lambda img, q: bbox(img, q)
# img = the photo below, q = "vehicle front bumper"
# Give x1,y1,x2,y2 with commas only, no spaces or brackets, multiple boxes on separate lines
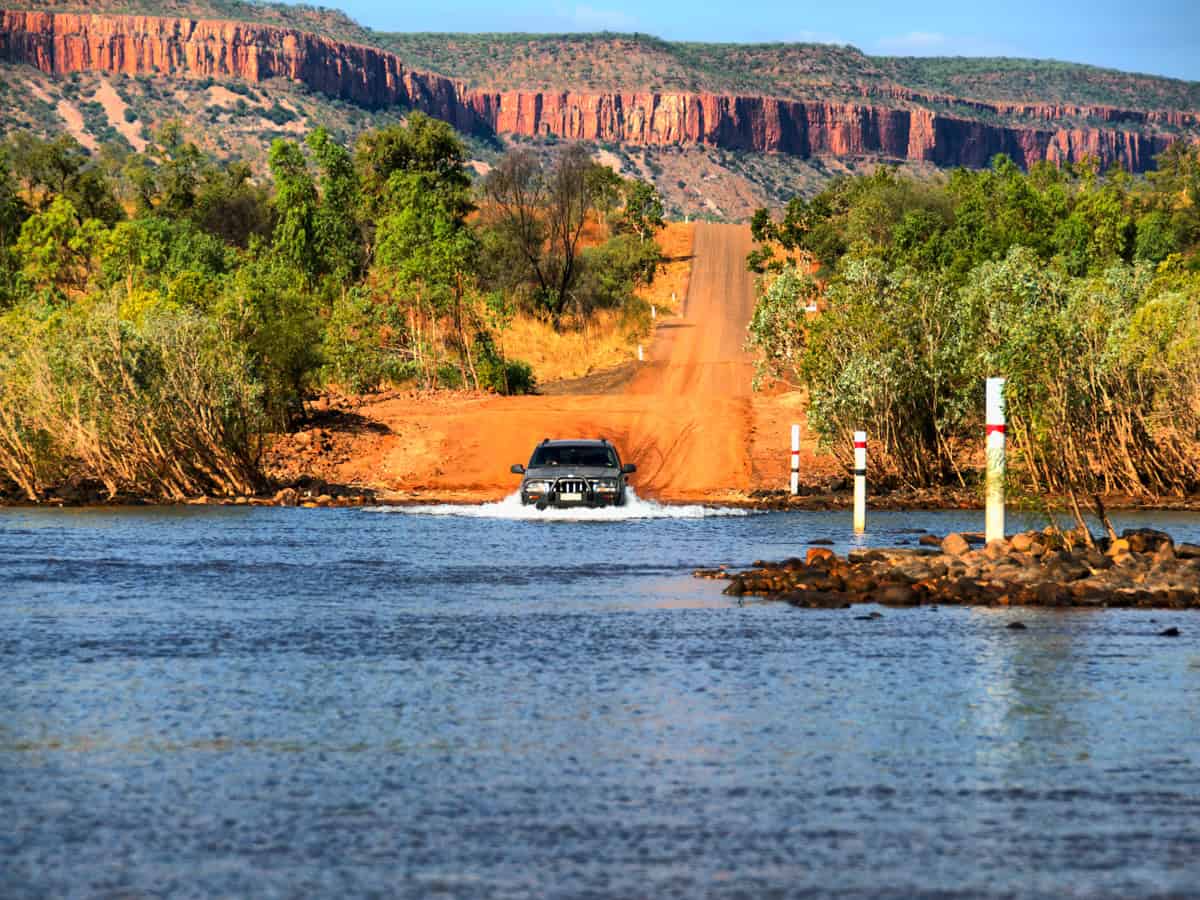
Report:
521,487,623,508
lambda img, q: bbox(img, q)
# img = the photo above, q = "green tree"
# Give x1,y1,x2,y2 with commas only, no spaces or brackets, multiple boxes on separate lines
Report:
14,197,107,299
745,266,819,390
306,127,363,283
354,112,472,224
618,179,665,243
1134,210,1179,263
268,139,319,282
376,166,480,387
122,122,205,219
586,163,623,225
192,161,274,248
6,132,121,226
213,249,321,424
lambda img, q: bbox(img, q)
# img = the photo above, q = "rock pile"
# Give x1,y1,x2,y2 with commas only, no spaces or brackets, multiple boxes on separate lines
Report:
700,527,1200,609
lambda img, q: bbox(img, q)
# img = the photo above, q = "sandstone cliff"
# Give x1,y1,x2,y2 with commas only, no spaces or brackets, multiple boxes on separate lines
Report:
0,9,1184,172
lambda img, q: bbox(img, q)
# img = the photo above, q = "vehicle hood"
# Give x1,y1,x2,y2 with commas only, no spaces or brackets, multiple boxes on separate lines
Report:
522,466,619,481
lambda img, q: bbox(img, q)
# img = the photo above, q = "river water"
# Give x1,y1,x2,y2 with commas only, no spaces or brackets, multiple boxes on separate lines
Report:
3,495,1199,898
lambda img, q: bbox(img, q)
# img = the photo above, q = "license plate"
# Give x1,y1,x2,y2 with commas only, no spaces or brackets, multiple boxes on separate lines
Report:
560,492,582,501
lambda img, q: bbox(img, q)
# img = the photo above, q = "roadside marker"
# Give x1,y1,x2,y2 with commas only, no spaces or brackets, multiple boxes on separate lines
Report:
651,305,656,320
790,424,800,495
853,431,867,533
638,344,644,362
986,377,1006,544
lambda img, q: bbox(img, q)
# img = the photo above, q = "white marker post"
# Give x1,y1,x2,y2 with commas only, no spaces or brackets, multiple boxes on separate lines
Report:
986,377,1006,544
790,424,800,495
651,305,657,320
853,430,867,533
637,344,644,362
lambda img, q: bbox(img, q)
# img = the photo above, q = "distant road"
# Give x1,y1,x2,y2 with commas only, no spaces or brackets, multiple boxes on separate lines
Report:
323,222,831,502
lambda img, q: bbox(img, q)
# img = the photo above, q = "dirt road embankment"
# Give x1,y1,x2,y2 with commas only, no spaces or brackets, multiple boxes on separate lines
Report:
272,223,837,503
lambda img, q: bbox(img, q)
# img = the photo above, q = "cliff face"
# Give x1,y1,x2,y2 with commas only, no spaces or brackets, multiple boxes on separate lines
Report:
0,10,1183,172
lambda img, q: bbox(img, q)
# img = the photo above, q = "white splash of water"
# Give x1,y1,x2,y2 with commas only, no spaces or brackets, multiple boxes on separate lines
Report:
367,488,753,521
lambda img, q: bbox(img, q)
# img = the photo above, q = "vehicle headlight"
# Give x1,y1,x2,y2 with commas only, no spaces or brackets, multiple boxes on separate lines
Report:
524,480,550,493
591,478,618,492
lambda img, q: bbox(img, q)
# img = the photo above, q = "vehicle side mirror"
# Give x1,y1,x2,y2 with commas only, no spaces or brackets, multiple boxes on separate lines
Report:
621,463,637,475
510,464,525,475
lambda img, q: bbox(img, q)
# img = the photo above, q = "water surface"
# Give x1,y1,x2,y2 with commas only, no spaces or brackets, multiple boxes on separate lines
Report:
2,500,1199,897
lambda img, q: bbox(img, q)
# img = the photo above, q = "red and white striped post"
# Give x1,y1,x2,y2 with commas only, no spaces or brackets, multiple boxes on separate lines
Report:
986,377,1006,544
790,424,800,495
853,430,867,532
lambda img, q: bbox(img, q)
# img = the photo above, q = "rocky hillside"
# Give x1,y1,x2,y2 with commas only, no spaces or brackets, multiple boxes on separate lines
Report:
1,2,1197,217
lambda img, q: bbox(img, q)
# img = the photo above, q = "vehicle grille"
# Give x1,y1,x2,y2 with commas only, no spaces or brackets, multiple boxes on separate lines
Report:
556,479,588,495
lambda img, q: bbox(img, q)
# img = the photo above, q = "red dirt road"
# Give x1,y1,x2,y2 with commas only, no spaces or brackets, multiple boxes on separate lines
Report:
300,223,833,502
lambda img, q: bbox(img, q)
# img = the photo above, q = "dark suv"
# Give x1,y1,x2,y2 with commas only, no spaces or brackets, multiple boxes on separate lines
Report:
511,439,637,509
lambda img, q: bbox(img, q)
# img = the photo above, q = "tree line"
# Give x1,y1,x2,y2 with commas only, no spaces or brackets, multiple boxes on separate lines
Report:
0,115,665,501
746,148,1200,501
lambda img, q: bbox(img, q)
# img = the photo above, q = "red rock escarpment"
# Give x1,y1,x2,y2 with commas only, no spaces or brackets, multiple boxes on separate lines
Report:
0,10,1186,172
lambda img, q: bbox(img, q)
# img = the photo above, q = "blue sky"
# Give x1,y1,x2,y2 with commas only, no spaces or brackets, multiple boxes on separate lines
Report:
315,0,1199,82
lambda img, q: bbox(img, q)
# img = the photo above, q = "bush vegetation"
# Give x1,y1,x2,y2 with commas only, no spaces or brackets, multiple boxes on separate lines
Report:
0,117,665,500
747,148,1200,499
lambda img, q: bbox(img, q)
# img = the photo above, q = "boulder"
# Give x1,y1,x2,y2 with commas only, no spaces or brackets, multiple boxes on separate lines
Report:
273,487,300,507
941,533,971,556
1010,532,1035,552
806,547,836,566
1154,542,1177,564
984,539,1011,560
1122,528,1173,554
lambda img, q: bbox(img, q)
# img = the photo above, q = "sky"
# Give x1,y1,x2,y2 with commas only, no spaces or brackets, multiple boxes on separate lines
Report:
315,0,1200,82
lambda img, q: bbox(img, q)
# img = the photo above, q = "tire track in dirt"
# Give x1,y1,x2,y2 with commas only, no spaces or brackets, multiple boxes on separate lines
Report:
622,223,758,497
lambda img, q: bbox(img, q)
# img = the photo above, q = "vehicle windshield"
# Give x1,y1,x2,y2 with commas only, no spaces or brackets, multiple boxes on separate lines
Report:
530,445,619,468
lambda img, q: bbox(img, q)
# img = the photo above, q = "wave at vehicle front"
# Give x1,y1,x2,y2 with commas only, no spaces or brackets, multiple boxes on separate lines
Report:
366,488,753,520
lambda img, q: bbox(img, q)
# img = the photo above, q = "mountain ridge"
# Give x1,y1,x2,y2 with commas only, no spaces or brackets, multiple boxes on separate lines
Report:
8,0,1200,109
1,6,1194,175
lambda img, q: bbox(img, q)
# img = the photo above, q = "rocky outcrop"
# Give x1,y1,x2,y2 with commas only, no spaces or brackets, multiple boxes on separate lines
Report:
0,9,1188,172
707,527,1200,609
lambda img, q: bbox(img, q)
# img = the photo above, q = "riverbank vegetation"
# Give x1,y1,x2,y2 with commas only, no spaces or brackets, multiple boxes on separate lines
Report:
0,117,665,501
747,146,1200,500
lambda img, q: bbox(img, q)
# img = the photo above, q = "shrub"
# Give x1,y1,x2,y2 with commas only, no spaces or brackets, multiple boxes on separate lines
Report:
473,331,536,395
0,301,265,500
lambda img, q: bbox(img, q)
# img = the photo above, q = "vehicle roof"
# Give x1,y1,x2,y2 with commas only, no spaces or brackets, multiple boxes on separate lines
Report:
538,439,613,447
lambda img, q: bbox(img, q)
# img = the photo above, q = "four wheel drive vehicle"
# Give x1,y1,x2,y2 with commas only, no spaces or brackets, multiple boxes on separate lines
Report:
511,439,637,509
